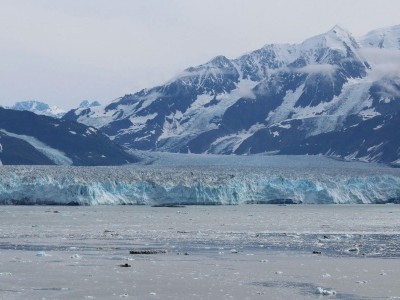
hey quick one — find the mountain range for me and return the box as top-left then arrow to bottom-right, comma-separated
8,100 -> 102,118
3,25 -> 400,166
60,24 -> 400,165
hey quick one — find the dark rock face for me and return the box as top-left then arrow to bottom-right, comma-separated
0,133 -> 55,165
0,108 -> 138,166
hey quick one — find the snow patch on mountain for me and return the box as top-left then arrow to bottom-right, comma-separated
74,105 -> 118,128
267,84 -> 305,124
122,113 -> 158,135
208,123 -> 266,154
359,108 -> 381,120
159,79 -> 258,142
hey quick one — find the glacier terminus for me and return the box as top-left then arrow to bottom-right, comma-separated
1,154 -> 399,205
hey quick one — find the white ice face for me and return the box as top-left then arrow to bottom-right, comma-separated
0,155 -> 399,205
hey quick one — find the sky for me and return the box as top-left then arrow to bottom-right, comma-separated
0,0 -> 399,110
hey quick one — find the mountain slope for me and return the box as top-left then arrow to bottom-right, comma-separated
63,25 -> 400,164
0,108 -> 138,166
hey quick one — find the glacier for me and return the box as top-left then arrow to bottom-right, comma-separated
0,129 -> 73,165
1,155 -> 400,205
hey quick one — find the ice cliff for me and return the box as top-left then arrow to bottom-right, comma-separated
0,165 -> 399,205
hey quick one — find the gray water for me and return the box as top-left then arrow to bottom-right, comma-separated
0,205 -> 399,299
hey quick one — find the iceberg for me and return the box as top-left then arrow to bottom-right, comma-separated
1,163 -> 400,205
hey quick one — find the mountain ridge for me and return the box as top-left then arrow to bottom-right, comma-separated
0,107 -> 138,166
63,24 -> 400,164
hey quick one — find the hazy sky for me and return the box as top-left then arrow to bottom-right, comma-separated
0,0 -> 399,109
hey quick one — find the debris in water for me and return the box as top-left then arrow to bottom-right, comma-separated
36,251 -> 49,257
347,246 -> 360,253
129,249 -> 167,255
119,263 -> 131,268
315,287 -> 336,295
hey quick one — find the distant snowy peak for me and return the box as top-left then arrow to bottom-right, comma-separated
301,25 -> 359,51
361,24 -> 400,49
79,100 -> 101,108
11,101 -> 66,118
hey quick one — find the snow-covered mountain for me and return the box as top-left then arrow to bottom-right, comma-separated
63,25 -> 400,164
11,100 -> 66,118
79,100 -> 101,108
360,24 -> 400,49
0,107 -> 138,165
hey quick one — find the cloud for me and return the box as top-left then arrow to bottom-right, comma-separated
1,1 -> 400,109
296,64 -> 338,74
360,48 -> 400,80
375,79 -> 400,99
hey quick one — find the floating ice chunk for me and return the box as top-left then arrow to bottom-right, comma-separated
322,273 -> 331,278
36,251 -> 50,257
71,254 -> 82,259
316,287 -> 337,295
260,259 -> 269,263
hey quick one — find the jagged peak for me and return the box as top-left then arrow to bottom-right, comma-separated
209,55 -> 230,63
299,24 -> 359,53
182,55 -> 235,77
201,55 -> 233,69
328,24 -> 351,36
